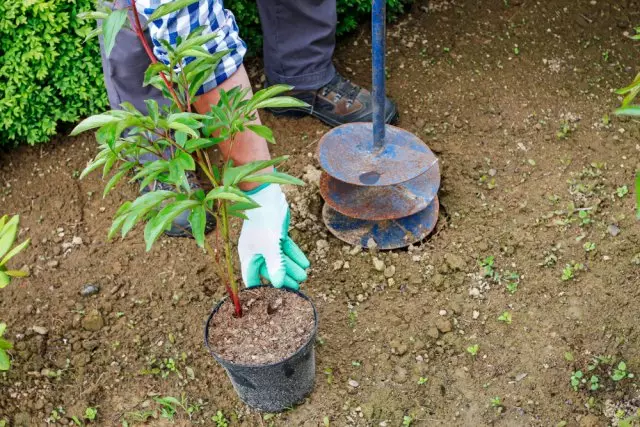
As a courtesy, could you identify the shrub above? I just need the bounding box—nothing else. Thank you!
[0,0,108,146]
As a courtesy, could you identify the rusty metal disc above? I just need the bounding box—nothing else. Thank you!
[319,161,439,220]
[322,197,439,250]
[317,123,437,187]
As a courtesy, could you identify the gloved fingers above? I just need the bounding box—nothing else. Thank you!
[282,237,311,269]
[243,254,264,288]
[263,251,287,288]
[259,264,300,290]
[283,255,308,283]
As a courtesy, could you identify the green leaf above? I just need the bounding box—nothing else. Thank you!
[0,323,6,337]
[0,222,18,260]
[246,124,275,143]
[184,137,224,152]
[154,396,181,406]
[145,99,160,125]
[174,151,196,171]
[80,158,108,180]
[0,348,10,371]
[70,114,122,136]
[223,157,289,186]
[0,239,30,267]
[614,106,640,116]
[143,63,170,87]
[253,96,309,110]
[0,272,10,289]
[205,187,258,206]
[245,84,293,112]
[168,122,199,138]
[106,162,135,195]
[144,200,200,251]
[241,171,305,186]
[636,170,640,220]
[149,0,200,21]
[84,27,103,42]
[77,11,109,21]
[5,270,28,278]
[188,206,207,247]
[0,337,12,351]
[103,9,129,58]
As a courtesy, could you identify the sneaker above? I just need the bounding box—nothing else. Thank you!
[141,173,216,238]
[268,73,398,127]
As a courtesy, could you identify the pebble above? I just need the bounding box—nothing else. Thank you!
[383,265,396,278]
[444,253,466,271]
[47,260,59,268]
[394,366,408,383]
[316,239,329,250]
[426,327,439,339]
[32,326,48,335]
[608,224,621,237]
[439,309,447,316]
[349,245,362,256]
[366,238,378,251]
[82,340,99,351]
[333,260,344,271]
[469,288,481,297]
[472,310,480,320]
[72,236,83,245]
[80,284,100,297]
[372,257,385,272]
[435,318,453,333]
[348,379,359,388]
[81,309,104,332]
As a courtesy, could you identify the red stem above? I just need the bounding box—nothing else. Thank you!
[129,0,184,110]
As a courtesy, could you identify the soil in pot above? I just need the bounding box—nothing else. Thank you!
[208,286,315,365]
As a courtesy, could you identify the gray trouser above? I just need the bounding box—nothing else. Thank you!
[100,0,337,115]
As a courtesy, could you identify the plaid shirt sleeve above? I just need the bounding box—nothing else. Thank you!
[135,0,246,96]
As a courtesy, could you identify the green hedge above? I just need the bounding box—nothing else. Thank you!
[0,0,411,146]
[0,0,108,146]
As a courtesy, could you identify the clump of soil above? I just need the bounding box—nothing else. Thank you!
[208,287,315,365]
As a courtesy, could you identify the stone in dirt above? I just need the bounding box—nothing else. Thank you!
[372,257,385,272]
[348,379,359,388]
[32,326,48,335]
[435,318,453,333]
[80,284,100,297]
[383,265,396,278]
[81,309,104,332]
[444,253,467,272]
[426,327,440,339]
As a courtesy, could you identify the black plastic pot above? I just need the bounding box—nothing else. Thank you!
[204,286,318,412]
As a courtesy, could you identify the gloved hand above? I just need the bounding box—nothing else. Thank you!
[238,183,310,290]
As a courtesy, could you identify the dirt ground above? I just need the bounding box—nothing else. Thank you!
[1,0,640,425]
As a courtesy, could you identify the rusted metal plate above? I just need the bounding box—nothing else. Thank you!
[319,162,439,220]
[322,197,439,250]
[317,123,437,187]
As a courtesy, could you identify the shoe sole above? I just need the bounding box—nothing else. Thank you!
[267,106,399,128]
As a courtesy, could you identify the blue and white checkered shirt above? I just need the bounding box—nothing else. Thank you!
[135,0,246,95]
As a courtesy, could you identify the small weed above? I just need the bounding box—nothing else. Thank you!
[140,356,181,379]
[71,407,98,426]
[48,407,65,423]
[616,185,629,198]
[121,410,156,426]
[351,360,361,367]
[562,262,584,281]
[571,370,583,391]
[323,415,330,426]
[513,45,520,55]
[578,210,592,226]
[612,361,634,381]
[418,376,428,385]
[212,410,229,427]
[503,271,520,294]
[491,396,502,407]
[154,394,201,422]
[467,344,479,357]
[479,256,496,278]
[347,309,357,328]
[602,50,610,62]
[498,311,512,325]
[583,242,596,252]
[402,415,413,426]
[589,375,601,391]
[324,367,334,385]
[557,120,573,139]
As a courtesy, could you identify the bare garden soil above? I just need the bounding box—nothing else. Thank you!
[1,0,640,425]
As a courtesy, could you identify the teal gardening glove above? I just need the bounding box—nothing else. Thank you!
[238,183,310,290]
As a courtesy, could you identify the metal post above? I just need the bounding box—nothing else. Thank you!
[372,0,386,149]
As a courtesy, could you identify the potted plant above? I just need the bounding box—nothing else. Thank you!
[0,215,31,371]
[75,0,318,411]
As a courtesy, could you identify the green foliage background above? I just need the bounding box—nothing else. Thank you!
[0,0,108,146]
[0,0,411,146]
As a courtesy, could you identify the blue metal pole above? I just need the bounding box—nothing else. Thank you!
[372,0,386,149]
